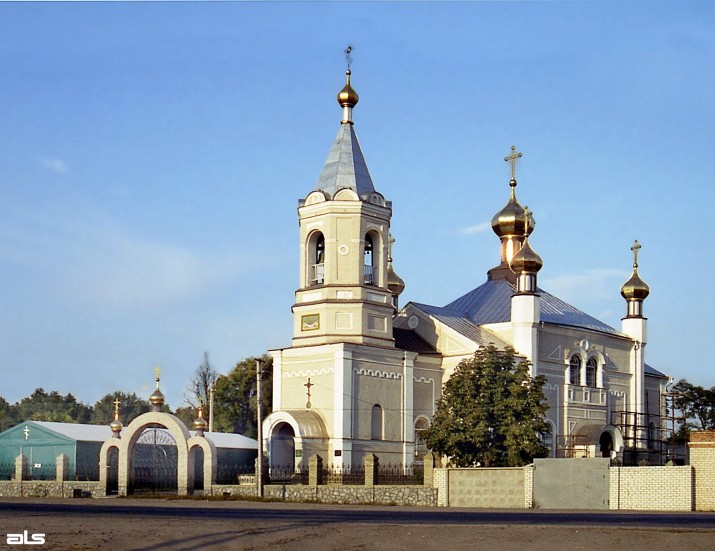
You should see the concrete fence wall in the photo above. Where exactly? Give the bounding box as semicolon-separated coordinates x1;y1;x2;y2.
435;467;525;508
2;432;715;511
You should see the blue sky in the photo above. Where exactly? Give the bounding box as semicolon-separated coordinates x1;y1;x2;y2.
1;2;713;409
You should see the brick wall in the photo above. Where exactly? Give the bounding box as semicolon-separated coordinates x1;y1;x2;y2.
689;430;715;511
524;464;534;508
433;468;448;507
609;466;692;511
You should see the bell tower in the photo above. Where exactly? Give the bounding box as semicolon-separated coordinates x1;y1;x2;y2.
292;69;395;348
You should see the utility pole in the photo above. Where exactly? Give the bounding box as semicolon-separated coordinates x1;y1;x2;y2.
208;380;215;433
256;358;264;497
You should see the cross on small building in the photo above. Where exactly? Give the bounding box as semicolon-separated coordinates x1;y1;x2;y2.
23;426;30;440
113;398;121;419
304;378;314;409
504;145;523;180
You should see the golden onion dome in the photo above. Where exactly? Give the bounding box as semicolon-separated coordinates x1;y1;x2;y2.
387;260;406;297
110;418;123;433
337;70;359;107
491;180;535;238
510;239;543;274
193;415;208;432
149;388;165;406
621;240;649;301
621;270;649;301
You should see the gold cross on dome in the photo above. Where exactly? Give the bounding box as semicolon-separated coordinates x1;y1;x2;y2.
631;240;641;268
113;399;121;419
155;366;161;381
523;207;531;238
504;145;523;180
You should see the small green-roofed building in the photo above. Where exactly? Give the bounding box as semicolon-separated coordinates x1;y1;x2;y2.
0;421;112;481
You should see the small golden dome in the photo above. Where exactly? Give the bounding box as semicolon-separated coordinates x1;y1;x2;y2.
510;239;543;274
337;70;359;107
387;261;406;297
621;271;649;301
110;418;123;433
193;415;208;432
621;240;649;301
491;180;535;238
149;388;165;406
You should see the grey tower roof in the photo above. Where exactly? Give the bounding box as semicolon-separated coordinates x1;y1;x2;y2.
315;123;376;198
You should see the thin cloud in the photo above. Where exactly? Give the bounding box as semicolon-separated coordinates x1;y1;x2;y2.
39;158;70;174
540;269;626;304
458;221;491;235
0;202;254;310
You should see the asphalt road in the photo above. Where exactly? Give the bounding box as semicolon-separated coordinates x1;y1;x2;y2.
2;498;715;529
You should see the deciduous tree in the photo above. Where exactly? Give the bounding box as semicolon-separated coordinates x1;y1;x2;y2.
424;344;550;467
213;355;272;438
672;379;715;433
91;392;151;425
185;351;218;410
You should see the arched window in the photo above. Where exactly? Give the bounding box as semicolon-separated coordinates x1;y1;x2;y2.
363;234;374;285
309;232;325;285
569;355;581;386
371;404;383;440
586;357;597;388
414;418;430;459
648;421;656;450
540;422;555;457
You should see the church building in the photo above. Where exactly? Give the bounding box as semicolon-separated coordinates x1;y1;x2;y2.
263;68;668;470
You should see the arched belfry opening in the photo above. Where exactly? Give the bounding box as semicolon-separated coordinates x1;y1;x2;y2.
308;231;325;286
363;234;374;285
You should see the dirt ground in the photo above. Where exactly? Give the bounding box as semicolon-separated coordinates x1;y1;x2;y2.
1;498;714;551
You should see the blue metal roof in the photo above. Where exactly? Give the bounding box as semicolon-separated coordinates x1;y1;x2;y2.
410;302;511;349
394;328;438;354
444;277;621;336
315;123;375;198
645;363;668;379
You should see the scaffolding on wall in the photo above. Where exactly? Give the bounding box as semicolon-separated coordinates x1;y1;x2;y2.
610;392;687;466
555;434;588;459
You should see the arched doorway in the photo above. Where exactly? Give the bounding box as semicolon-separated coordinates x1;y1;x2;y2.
270;422;295;481
599;431;614;458
106;447;119;496
130;427;178;495
191;446;204;492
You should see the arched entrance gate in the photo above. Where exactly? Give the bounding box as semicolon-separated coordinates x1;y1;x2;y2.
99;411;217;496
